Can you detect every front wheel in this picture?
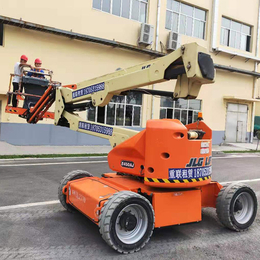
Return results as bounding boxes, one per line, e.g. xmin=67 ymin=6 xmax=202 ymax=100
xmin=99 ymin=191 xmax=154 ymax=254
xmin=216 ymin=183 xmax=258 ymax=231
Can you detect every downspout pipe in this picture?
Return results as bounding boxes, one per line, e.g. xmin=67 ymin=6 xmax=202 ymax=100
xmin=211 ymin=0 xmax=219 ymax=50
xmin=155 ymin=0 xmax=161 ymax=52
xmin=151 ymin=0 xmax=161 ymax=119
xmin=251 ymin=0 xmax=260 ymax=142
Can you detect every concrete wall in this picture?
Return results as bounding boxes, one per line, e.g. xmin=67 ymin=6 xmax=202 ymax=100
xmin=256 ymin=101 xmax=260 ymax=116
xmin=0 ymin=0 xmax=155 ymax=48
xmin=0 ymin=122 xmax=143 ymax=146
xmin=0 ymin=121 xmax=225 ymax=146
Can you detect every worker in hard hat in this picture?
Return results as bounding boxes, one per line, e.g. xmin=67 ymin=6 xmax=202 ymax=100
xmin=27 ymin=58 xmax=45 ymax=78
xmin=12 ymin=55 xmax=32 ymax=107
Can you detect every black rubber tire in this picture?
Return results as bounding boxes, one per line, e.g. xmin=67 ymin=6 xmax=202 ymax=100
xmin=58 ymin=170 xmax=93 ymax=212
xmin=99 ymin=191 xmax=154 ymax=254
xmin=216 ymin=182 xmax=258 ymax=231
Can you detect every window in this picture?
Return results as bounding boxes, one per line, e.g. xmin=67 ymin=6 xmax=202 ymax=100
xmin=0 ymin=23 xmax=3 ymax=46
xmin=87 ymin=92 xmax=142 ymax=127
xmin=160 ymin=97 xmax=201 ymax=125
xmin=221 ymin=17 xmax=251 ymax=52
xmin=166 ymin=0 xmax=206 ymax=39
xmin=93 ymin=0 xmax=148 ymax=23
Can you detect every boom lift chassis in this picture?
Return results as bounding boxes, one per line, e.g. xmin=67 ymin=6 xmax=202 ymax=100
xmin=6 ymin=43 xmax=258 ymax=253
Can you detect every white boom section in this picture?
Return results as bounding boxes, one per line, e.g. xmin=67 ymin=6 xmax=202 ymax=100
xmin=54 ymin=43 xmax=215 ymax=147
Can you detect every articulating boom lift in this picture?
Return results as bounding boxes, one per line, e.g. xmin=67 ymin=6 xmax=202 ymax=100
xmin=6 ymin=43 xmax=258 ymax=253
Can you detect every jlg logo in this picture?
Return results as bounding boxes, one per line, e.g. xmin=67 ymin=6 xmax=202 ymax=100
xmin=186 ymin=156 xmax=212 ymax=167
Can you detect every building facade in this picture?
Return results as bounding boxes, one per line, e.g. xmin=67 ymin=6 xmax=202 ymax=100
xmin=0 ymin=0 xmax=260 ymax=145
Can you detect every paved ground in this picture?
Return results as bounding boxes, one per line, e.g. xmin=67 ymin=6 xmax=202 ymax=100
xmin=0 ymin=141 xmax=112 ymax=155
xmin=0 ymin=155 xmax=260 ymax=259
xmin=0 ymin=139 xmax=259 ymax=156
xmin=215 ymin=139 xmax=260 ymax=152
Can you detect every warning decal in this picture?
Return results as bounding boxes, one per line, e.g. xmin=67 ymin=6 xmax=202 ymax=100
xmin=168 ymin=166 xmax=212 ymax=180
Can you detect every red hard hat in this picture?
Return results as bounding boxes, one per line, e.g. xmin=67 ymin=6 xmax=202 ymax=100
xmin=35 ymin=58 xmax=42 ymax=64
xmin=20 ymin=55 xmax=28 ymax=61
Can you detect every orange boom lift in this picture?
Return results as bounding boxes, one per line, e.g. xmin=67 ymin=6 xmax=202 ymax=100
xmin=6 ymin=43 xmax=258 ymax=253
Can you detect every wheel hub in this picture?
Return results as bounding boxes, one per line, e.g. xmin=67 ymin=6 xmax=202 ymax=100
xmin=119 ymin=211 xmax=137 ymax=231
xmin=233 ymin=192 xmax=254 ymax=224
xmin=234 ymin=199 xmax=243 ymax=212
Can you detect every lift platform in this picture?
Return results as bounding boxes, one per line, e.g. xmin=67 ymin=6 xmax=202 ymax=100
xmin=6 ymin=68 xmax=76 ymax=123
xmin=5 ymin=43 xmax=258 ymax=254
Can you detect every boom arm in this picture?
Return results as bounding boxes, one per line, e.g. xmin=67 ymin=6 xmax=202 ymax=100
xmin=57 ymin=43 xmax=215 ymax=147
xmin=59 ymin=43 xmax=214 ymax=107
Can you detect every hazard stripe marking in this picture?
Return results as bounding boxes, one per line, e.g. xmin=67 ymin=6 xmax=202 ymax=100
xmin=163 ymin=179 xmax=170 ymax=183
xmin=144 ymin=176 xmax=211 ymax=183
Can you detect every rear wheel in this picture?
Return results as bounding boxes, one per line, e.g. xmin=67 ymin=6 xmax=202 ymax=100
xmin=58 ymin=170 xmax=93 ymax=212
xmin=99 ymin=191 xmax=154 ymax=254
xmin=216 ymin=183 xmax=258 ymax=231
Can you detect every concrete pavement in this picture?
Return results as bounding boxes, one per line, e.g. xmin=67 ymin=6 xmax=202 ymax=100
xmin=0 ymin=139 xmax=259 ymax=156
xmin=0 ymin=156 xmax=260 ymax=259
xmin=0 ymin=141 xmax=112 ymax=155
xmin=215 ymin=139 xmax=260 ymax=151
